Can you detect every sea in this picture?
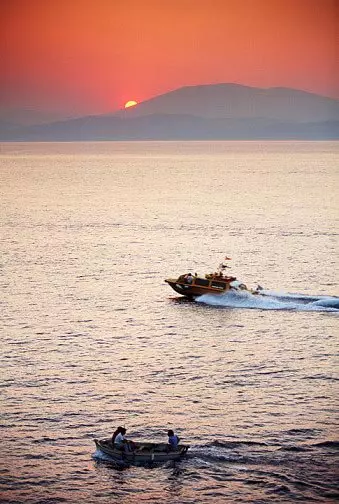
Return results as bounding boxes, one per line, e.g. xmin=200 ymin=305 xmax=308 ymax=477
xmin=1 ymin=141 xmax=338 ymax=504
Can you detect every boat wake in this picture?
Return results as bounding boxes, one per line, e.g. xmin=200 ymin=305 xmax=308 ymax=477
xmin=92 ymin=440 xmax=338 ymax=500
xmin=196 ymin=289 xmax=339 ymax=312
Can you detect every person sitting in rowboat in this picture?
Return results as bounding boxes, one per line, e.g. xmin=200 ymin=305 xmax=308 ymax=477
xmin=167 ymin=429 xmax=180 ymax=450
xmin=112 ymin=426 xmax=135 ymax=452
xmin=112 ymin=426 xmax=125 ymax=446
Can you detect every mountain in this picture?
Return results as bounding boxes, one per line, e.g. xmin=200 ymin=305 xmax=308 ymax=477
xmin=117 ymin=84 xmax=339 ymax=122
xmin=1 ymin=84 xmax=339 ymax=141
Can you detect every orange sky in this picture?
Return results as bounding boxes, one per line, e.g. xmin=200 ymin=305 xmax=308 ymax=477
xmin=1 ymin=0 xmax=338 ymax=115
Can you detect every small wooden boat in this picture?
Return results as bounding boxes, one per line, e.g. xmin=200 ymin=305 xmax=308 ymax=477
xmin=94 ymin=438 xmax=189 ymax=463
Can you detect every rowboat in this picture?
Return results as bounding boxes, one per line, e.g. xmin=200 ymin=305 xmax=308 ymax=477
xmin=94 ymin=438 xmax=189 ymax=463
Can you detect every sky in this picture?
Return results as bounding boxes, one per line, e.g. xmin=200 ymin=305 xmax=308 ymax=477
xmin=1 ymin=0 xmax=338 ymax=117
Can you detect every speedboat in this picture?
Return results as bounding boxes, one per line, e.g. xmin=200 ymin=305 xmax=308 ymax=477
xmin=94 ymin=439 xmax=189 ymax=463
xmin=165 ymin=259 xmax=261 ymax=299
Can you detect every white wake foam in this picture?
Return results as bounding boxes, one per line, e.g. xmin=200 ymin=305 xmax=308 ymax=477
xmin=196 ymin=290 xmax=339 ymax=312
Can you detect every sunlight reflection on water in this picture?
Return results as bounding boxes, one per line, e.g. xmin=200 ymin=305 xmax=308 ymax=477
xmin=1 ymin=141 xmax=338 ymax=503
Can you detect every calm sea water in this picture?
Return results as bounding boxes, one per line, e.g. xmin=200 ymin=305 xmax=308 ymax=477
xmin=1 ymin=141 xmax=338 ymax=503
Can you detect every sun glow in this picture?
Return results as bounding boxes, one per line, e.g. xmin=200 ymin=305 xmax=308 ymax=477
xmin=124 ymin=100 xmax=138 ymax=109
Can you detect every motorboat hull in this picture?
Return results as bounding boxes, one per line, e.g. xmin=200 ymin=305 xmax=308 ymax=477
xmin=165 ymin=276 xmax=235 ymax=298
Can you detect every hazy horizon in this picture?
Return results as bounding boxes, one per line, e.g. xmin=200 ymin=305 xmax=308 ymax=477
xmin=1 ymin=82 xmax=339 ymax=122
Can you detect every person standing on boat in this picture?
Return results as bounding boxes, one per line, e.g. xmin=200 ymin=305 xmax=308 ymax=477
xmin=167 ymin=429 xmax=180 ymax=450
xmin=184 ymin=273 xmax=193 ymax=284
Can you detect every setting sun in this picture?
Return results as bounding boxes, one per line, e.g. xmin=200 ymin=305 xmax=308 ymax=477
xmin=124 ymin=100 xmax=138 ymax=109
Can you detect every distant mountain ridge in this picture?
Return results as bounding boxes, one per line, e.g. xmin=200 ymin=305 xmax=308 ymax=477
xmin=116 ymin=83 xmax=339 ymax=122
xmin=1 ymin=84 xmax=339 ymax=141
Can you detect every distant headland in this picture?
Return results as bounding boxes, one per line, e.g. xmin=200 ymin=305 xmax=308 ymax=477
xmin=1 ymin=84 xmax=338 ymax=141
